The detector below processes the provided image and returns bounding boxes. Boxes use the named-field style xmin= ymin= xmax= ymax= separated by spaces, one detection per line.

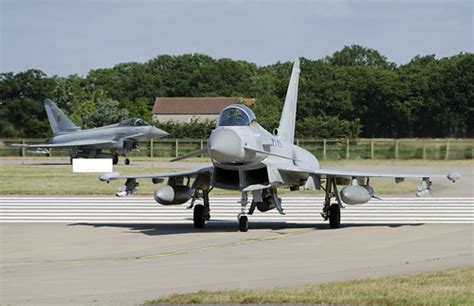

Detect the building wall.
xmin=153 ymin=114 xmax=219 ymax=123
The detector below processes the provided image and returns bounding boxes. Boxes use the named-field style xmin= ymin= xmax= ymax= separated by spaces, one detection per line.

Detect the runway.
xmin=1 ymin=196 xmax=473 ymax=224
xmin=1 ymin=196 xmax=473 ymax=305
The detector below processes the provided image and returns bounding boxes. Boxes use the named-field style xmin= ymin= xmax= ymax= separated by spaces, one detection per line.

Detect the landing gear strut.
xmin=321 ymin=177 xmax=343 ymax=228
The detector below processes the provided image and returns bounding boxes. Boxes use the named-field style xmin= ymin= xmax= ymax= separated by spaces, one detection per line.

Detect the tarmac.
xmin=1 ymin=196 xmax=473 ymax=305
xmin=1 ymin=158 xmax=473 ymax=305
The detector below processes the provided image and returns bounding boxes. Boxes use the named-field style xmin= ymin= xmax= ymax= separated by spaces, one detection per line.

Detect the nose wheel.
xmin=237 ymin=191 xmax=249 ymax=232
xmin=238 ymin=215 xmax=248 ymax=232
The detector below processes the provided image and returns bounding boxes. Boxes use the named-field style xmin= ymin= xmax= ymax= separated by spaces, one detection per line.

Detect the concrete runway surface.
xmin=0 ymin=196 xmax=473 ymax=305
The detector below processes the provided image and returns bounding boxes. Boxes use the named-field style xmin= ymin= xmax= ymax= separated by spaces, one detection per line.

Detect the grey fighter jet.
xmin=12 ymin=99 xmax=168 ymax=165
xmin=101 ymin=59 xmax=460 ymax=231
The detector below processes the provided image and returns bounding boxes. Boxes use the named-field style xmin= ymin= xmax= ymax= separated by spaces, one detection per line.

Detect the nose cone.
xmin=148 ymin=126 xmax=169 ymax=138
xmin=208 ymin=128 xmax=243 ymax=162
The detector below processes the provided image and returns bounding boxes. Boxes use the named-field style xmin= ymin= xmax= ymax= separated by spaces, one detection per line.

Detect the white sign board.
xmin=72 ymin=158 xmax=113 ymax=173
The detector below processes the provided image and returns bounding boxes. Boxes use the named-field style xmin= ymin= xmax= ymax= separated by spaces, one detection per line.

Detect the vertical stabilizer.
xmin=277 ymin=59 xmax=300 ymax=144
xmin=44 ymin=99 xmax=80 ymax=135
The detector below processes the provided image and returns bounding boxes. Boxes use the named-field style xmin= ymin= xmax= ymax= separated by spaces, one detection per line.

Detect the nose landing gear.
xmin=238 ymin=191 xmax=249 ymax=232
xmin=238 ymin=215 xmax=248 ymax=232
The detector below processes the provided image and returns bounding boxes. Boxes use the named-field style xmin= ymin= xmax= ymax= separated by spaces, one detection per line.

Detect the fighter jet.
xmin=101 ymin=59 xmax=460 ymax=231
xmin=12 ymin=99 xmax=168 ymax=165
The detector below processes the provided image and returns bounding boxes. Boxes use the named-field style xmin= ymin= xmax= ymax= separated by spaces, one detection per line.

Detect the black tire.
xmin=193 ymin=205 xmax=206 ymax=229
xmin=329 ymin=204 xmax=341 ymax=228
xmin=112 ymin=155 xmax=119 ymax=165
xmin=124 ymin=158 xmax=130 ymax=165
xmin=239 ymin=215 xmax=248 ymax=232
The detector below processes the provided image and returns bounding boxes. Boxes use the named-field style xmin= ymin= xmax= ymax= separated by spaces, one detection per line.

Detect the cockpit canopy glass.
xmin=119 ymin=118 xmax=150 ymax=127
xmin=217 ymin=105 xmax=256 ymax=127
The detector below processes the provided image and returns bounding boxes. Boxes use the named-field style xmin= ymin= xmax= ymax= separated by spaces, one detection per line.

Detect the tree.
xmin=79 ymin=99 xmax=129 ymax=128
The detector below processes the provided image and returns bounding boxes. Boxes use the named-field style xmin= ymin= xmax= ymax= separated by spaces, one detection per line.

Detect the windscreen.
xmin=119 ymin=119 xmax=150 ymax=126
xmin=217 ymin=107 xmax=252 ymax=127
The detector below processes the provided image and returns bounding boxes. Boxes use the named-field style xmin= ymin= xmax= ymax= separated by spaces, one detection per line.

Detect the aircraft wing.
xmin=100 ymin=166 xmax=213 ymax=197
xmin=11 ymin=139 xmax=116 ymax=149
xmin=280 ymin=167 xmax=455 ymax=180
xmin=100 ymin=166 xmax=213 ymax=182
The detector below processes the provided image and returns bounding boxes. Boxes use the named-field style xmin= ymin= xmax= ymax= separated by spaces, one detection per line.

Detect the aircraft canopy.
xmin=119 ymin=118 xmax=150 ymax=127
xmin=217 ymin=104 xmax=256 ymax=127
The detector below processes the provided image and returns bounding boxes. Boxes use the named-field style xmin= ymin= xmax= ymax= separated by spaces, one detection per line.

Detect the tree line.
xmin=0 ymin=45 xmax=472 ymax=139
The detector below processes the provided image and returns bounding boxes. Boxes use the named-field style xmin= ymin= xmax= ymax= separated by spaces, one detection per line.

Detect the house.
xmin=152 ymin=97 xmax=255 ymax=123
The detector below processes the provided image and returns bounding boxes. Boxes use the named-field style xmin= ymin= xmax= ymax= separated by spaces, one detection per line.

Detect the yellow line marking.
xmin=130 ymin=228 xmax=315 ymax=260
xmin=1 ymin=228 xmax=316 ymax=274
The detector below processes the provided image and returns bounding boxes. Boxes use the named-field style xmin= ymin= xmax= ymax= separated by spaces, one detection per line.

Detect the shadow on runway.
xmin=34 ymin=162 xmax=70 ymax=166
xmin=68 ymin=221 xmax=424 ymax=236
xmin=16 ymin=161 xmax=71 ymax=166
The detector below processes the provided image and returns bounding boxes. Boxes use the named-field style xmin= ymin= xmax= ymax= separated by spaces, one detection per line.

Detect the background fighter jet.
xmin=101 ymin=59 xmax=459 ymax=231
xmin=12 ymin=99 xmax=168 ymax=165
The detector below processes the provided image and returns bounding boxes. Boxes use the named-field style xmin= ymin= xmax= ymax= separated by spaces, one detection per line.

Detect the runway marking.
xmin=1 ymin=228 xmax=316 ymax=273
xmin=1 ymin=197 xmax=472 ymax=224
xmin=128 ymin=228 xmax=315 ymax=260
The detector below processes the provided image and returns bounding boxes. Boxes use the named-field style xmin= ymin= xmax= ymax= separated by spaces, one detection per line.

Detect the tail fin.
xmin=44 ymin=99 xmax=80 ymax=135
xmin=278 ymin=59 xmax=300 ymax=144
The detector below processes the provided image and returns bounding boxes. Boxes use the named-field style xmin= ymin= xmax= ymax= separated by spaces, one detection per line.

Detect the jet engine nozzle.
xmin=208 ymin=128 xmax=246 ymax=162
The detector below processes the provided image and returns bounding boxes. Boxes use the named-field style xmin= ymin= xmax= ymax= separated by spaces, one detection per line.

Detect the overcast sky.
xmin=1 ymin=0 xmax=472 ymax=76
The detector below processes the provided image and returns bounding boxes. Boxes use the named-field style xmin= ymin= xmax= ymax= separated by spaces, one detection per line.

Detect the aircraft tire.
xmin=124 ymin=158 xmax=130 ymax=165
xmin=112 ymin=155 xmax=119 ymax=165
xmin=239 ymin=215 xmax=248 ymax=232
xmin=329 ymin=204 xmax=341 ymax=228
xmin=193 ymin=205 xmax=206 ymax=229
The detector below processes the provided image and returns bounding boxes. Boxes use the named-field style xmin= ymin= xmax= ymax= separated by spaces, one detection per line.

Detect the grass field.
xmin=146 ymin=267 xmax=474 ymax=305
xmin=0 ymin=159 xmax=470 ymax=195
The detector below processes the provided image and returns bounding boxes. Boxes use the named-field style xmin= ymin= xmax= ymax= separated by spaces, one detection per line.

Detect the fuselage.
xmin=206 ymin=105 xmax=320 ymax=191
xmin=49 ymin=120 xmax=165 ymax=150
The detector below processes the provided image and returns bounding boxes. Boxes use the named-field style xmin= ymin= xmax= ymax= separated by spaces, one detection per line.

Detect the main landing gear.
xmin=321 ymin=176 xmax=343 ymax=228
xmin=191 ymin=189 xmax=211 ymax=229
xmin=112 ymin=154 xmax=119 ymax=165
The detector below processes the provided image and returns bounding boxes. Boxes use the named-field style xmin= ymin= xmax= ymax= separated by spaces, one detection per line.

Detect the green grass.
xmin=0 ymin=163 xmax=419 ymax=195
xmin=146 ymin=267 xmax=474 ymax=305
xmin=1 ymin=159 xmax=470 ymax=195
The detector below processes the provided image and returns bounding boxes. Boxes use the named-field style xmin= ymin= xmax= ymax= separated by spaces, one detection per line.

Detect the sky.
xmin=1 ymin=0 xmax=472 ymax=76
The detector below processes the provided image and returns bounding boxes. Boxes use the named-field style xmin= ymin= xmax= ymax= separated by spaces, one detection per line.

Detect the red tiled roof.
xmin=152 ymin=97 xmax=240 ymax=115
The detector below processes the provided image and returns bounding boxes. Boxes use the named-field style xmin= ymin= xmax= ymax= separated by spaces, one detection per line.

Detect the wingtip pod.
xmin=99 ymin=172 xmax=121 ymax=182
xmin=447 ymin=171 xmax=461 ymax=183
